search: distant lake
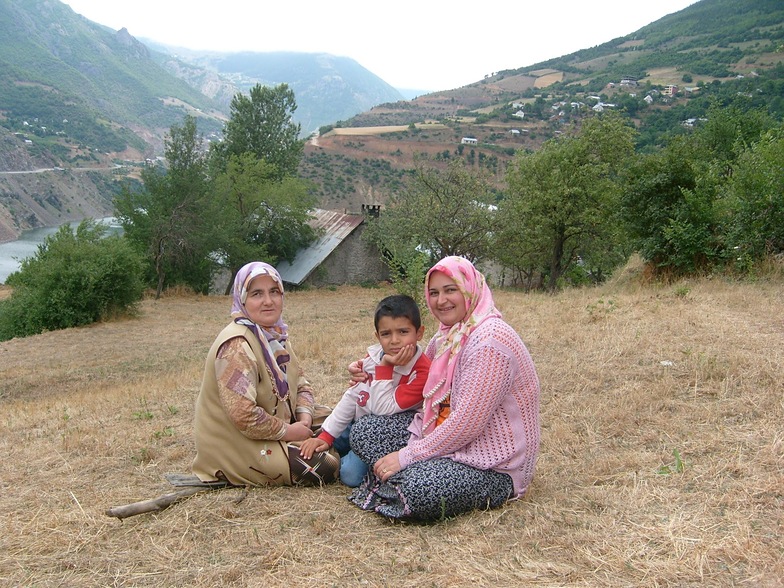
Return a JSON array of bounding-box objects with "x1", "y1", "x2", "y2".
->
[{"x1": 0, "y1": 218, "x2": 118, "y2": 284}]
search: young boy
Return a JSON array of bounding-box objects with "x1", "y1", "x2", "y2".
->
[{"x1": 299, "y1": 294, "x2": 431, "y2": 487}]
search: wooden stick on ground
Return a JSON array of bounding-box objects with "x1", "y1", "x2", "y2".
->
[{"x1": 105, "y1": 486, "x2": 210, "y2": 519}]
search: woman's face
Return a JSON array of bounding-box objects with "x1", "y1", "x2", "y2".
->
[
  {"x1": 244, "y1": 274, "x2": 283, "y2": 328},
  {"x1": 427, "y1": 270, "x2": 467, "y2": 327}
]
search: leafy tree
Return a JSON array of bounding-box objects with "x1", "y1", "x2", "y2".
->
[
  {"x1": 499, "y1": 113, "x2": 636, "y2": 291},
  {"x1": 363, "y1": 160, "x2": 498, "y2": 297},
  {"x1": 374, "y1": 238, "x2": 430, "y2": 307},
  {"x1": 211, "y1": 153, "x2": 317, "y2": 293},
  {"x1": 0, "y1": 220, "x2": 144, "y2": 341},
  {"x1": 694, "y1": 103, "x2": 776, "y2": 173},
  {"x1": 623, "y1": 105, "x2": 777, "y2": 275},
  {"x1": 367, "y1": 160, "x2": 498, "y2": 261},
  {"x1": 211, "y1": 83, "x2": 303, "y2": 180},
  {"x1": 621, "y1": 138, "x2": 704, "y2": 272},
  {"x1": 721, "y1": 126, "x2": 784, "y2": 266},
  {"x1": 114, "y1": 116, "x2": 214, "y2": 297}
]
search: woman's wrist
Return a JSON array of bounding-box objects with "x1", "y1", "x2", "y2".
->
[
  {"x1": 398, "y1": 446, "x2": 412, "y2": 469},
  {"x1": 295, "y1": 407, "x2": 313, "y2": 427}
]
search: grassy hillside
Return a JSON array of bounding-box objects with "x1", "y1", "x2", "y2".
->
[
  {"x1": 507, "y1": 0, "x2": 784, "y2": 86},
  {"x1": 1, "y1": 261, "x2": 781, "y2": 585},
  {"x1": 0, "y1": 0, "x2": 225, "y2": 152}
]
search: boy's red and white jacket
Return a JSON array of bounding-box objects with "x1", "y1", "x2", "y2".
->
[{"x1": 317, "y1": 343, "x2": 431, "y2": 446}]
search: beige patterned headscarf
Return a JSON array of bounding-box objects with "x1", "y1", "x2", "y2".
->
[{"x1": 230, "y1": 261, "x2": 290, "y2": 399}]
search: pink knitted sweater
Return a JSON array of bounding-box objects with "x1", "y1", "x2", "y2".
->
[{"x1": 399, "y1": 316, "x2": 541, "y2": 497}]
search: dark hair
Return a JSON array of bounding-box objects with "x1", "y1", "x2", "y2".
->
[{"x1": 374, "y1": 294, "x2": 422, "y2": 331}]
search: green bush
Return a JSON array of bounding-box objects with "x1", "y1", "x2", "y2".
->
[
  {"x1": 0, "y1": 220, "x2": 144, "y2": 341},
  {"x1": 721, "y1": 128, "x2": 784, "y2": 263}
]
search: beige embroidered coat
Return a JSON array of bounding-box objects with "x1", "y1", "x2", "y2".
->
[{"x1": 192, "y1": 322, "x2": 312, "y2": 486}]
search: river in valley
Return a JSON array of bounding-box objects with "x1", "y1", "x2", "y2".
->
[{"x1": 0, "y1": 218, "x2": 117, "y2": 284}]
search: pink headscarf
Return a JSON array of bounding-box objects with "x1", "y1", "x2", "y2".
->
[
  {"x1": 420, "y1": 256, "x2": 501, "y2": 434},
  {"x1": 230, "y1": 261, "x2": 290, "y2": 398}
]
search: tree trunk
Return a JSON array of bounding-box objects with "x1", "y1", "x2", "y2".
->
[{"x1": 548, "y1": 229, "x2": 566, "y2": 292}]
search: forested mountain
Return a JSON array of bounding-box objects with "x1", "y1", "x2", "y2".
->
[
  {"x1": 0, "y1": 0, "x2": 225, "y2": 153},
  {"x1": 0, "y1": 0, "x2": 782, "y2": 242},
  {"x1": 0, "y1": 0, "x2": 403, "y2": 241},
  {"x1": 146, "y1": 45, "x2": 406, "y2": 134}
]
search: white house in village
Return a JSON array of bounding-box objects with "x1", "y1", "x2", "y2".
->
[
  {"x1": 461, "y1": 137, "x2": 478, "y2": 145},
  {"x1": 512, "y1": 110, "x2": 526, "y2": 119}
]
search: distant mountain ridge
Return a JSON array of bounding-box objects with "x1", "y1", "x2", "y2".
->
[
  {"x1": 146, "y1": 44, "x2": 405, "y2": 134},
  {"x1": 301, "y1": 0, "x2": 783, "y2": 212},
  {"x1": 0, "y1": 0, "x2": 782, "y2": 245}
]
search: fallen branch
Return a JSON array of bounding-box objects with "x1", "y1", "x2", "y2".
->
[
  {"x1": 105, "y1": 486, "x2": 209, "y2": 519},
  {"x1": 105, "y1": 473, "x2": 233, "y2": 520}
]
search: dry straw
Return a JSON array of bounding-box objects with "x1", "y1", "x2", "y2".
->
[{"x1": 1, "y1": 263, "x2": 781, "y2": 587}]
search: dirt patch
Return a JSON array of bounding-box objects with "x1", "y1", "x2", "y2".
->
[
  {"x1": 646, "y1": 67, "x2": 684, "y2": 85},
  {"x1": 331, "y1": 125, "x2": 410, "y2": 135},
  {"x1": 534, "y1": 72, "x2": 564, "y2": 88}
]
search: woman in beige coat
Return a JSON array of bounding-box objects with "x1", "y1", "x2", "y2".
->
[{"x1": 192, "y1": 261, "x2": 338, "y2": 486}]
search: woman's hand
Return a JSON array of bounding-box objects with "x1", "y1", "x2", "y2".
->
[
  {"x1": 283, "y1": 422, "x2": 313, "y2": 442},
  {"x1": 373, "y1": 451, "x2": 402, "y2": 482},
  {"x1": 347, "y1": 359, "x2": 368, "y2": 384},
  {"x1": 297, "y1": 412, "x2": 313, "y2": 429}
]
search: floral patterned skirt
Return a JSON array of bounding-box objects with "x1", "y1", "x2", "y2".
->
[{"x1": 347, "y1": 412, "x2": 513, "y2": 521}]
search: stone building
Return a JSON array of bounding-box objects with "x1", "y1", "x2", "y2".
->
[{"x1": 276, "y1": 206, "x2": 389, "y2": 288}]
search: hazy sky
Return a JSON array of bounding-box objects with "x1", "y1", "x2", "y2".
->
[{"x1": 63, "y1": 0, "x2": 700, "y2": 92}]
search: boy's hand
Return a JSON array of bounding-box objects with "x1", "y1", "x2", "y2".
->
[
  {"x1": 381, "y1": 344, "x2": 416, "y2": 366},
  {"x1": 299, "y1": 437, "x2": 329, "y2": 459}
]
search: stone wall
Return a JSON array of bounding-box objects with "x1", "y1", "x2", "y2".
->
[{"x1": 303, "y1": 225, "x2": 389, "y2": 287}]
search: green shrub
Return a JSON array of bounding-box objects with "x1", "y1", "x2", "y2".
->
[
  {"x1": 722, "y1": 128, "x2": 784, "y2": 262},
  {"x1": 0, "y1": 220, "x2": 144, "y2": 340}
]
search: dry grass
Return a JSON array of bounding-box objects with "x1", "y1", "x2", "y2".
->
[{"x1": 1, "y1": 269, "x2": 782, "y2": 587}]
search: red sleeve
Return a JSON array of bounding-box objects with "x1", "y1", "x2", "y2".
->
[
  {"x1": 317, "y1": 430, "x2": 335, "y2": 445},
  {"x1": 393, "y1": 353, "x2": 432, "y2": 410},
  {"x1": 374, "y1": 364, "x2": 394, "y2": 380}
]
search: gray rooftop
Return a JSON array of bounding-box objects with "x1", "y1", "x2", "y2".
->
[{"x1": 276, "y1": 209, "x2": 365, "y2": 285}]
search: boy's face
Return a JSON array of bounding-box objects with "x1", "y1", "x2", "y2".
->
[{"x1": 375, "y1": 316, "x2": 424, "y2": 357}]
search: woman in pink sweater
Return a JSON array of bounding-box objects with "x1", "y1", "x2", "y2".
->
[{"x1": 348, "y1": 256, "x2": 541, "y2": 520}]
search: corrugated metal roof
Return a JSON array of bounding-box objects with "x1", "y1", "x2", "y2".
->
[{"x1": 276, "y1": 209, "x2": 365, "y2": 285}]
